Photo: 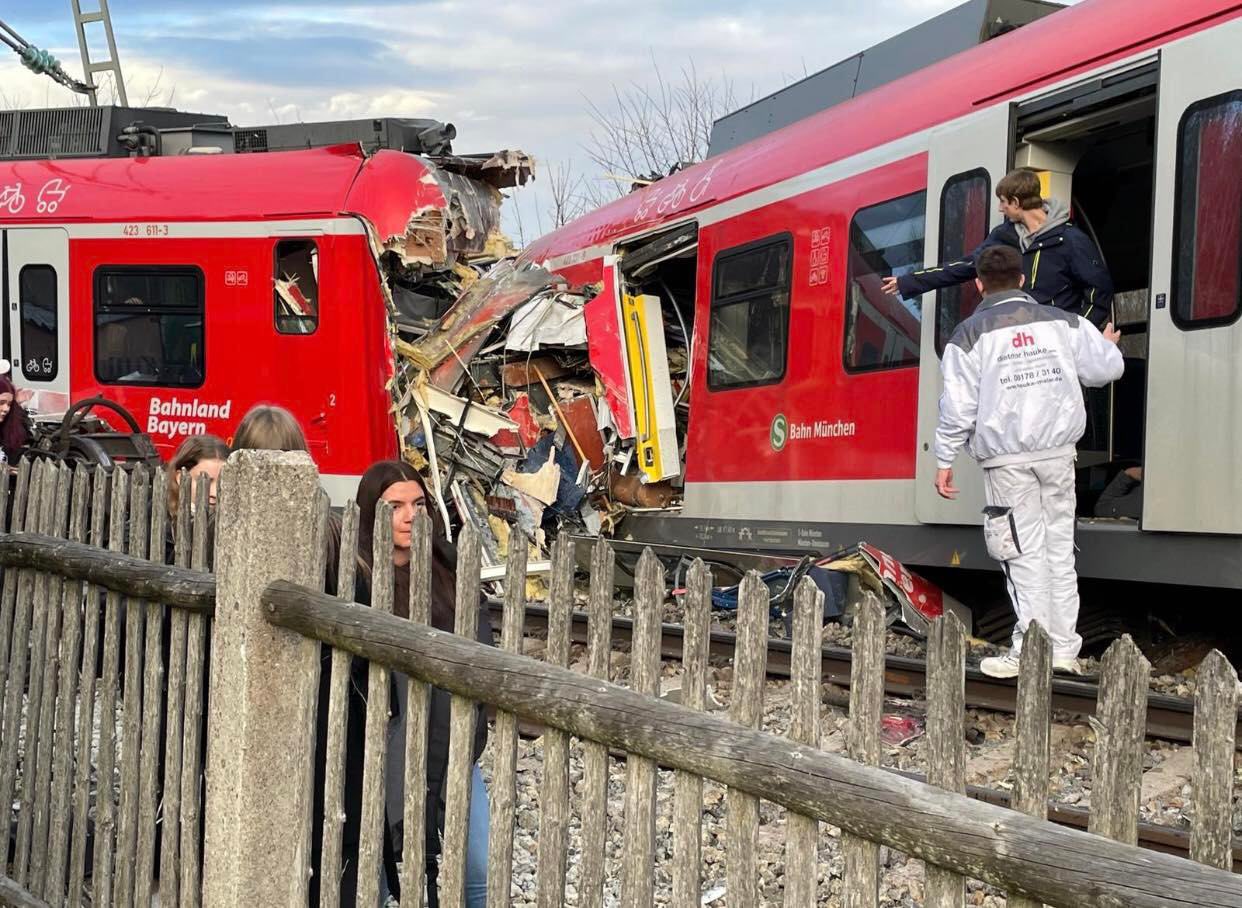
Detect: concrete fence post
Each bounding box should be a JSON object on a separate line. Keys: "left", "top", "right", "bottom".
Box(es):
{"left": 202, "top": 451, "right": 323, "bottom": 906}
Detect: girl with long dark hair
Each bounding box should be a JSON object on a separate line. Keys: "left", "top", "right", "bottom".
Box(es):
{"left": 0, "top": 374, "right": 31, "bottom": 463}
{"left": 312, "top": 461, "right": 491, "bottom": 907}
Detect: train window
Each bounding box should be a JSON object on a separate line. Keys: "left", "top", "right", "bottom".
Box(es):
{"left": 844, "top": 191, "right": 926, "bottom": 372}
{"left": 94, "top": 267, "right": 205, "bottom": 388}
{"left": 274, "top": 239, "right": 319, "bottom": 334}
{"left": 707, "top": 234, "right": 792, "bottom": 390}
{"left": 18, "top": 265, "right": 57, "bottom": 382}
{"left": 1172, "top": 91, "right": 1242, "bottom": 329}
{"left": 936, "top": 170, "right": 990, "bottom": 355}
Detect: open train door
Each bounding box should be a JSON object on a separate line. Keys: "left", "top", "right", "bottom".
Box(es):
{"left": 914, "top": 106, "right": 1010, "bottom": 525}
{"left": 1143, "top": 20, "right": 1242, "bottom": 534}
{"left": 4, "top": 228, "right": 70, "bottom": 415}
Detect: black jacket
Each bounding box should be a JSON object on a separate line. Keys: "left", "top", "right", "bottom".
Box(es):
{"left": 897, "top": 216, "right": 1113, "bottom": 329}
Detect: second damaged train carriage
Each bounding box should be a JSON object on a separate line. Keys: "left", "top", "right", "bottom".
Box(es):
{"left": 0, "top": 114, "right": 531, "bottom": 500}
{"left": 514, "top": 0, "right": 1242, "bottom": 591}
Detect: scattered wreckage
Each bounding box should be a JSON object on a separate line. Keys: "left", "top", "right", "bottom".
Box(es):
{"left": 385, "top": 218, "right": 962, "bottom": 633}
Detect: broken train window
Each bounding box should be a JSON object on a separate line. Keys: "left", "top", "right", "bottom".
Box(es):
{"left": 707, "top": 234, "right": 792, "bottom": 390}
{"left": 274, "top": 239, "right": 320, "bottom": 335}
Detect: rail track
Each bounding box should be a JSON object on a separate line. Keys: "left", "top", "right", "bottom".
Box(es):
{"left": 496, "top": 602, "right": 1238, "bottom": 748}
{"left": 492, "top": 601, "right": 1242, "bottom": 870}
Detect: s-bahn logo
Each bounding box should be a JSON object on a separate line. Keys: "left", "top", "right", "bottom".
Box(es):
{"left": 770, "top": 413, "right": 788, "bottom": 452}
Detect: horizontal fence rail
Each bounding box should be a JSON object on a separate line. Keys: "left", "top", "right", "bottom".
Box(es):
{"left": 261, "top": 577, "right": 1242, "bottom": 908}
{"left": 0, "top": 532, "right": 215, "bottom": 612}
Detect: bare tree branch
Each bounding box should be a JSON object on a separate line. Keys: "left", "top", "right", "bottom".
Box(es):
{"left": 581, "top": 55, "right": 751, "bottom": 207}
{"left": 545, "top": 159, "right": 589, "bottom": 229}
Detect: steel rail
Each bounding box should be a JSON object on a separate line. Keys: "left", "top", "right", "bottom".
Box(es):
{"left": 499, "top": 602, "right": 1233, "bottom": 748}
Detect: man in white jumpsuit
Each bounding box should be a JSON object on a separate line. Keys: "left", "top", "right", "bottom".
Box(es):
{"left": 934, "top": 245, "right": 1123, "bottom": 678}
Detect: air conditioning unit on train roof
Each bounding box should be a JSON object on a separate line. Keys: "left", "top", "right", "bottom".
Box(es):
{"left": 706, "top": 0, "right": 1065, "bottom": 157}
{"left": 0, "top": 106, "right": 230, "bottom": 160}
{"left": 231, "top": 118, "right": 457, "bottom": 157}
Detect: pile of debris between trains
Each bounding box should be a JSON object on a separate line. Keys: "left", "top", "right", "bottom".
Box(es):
{"left": 380, "top": 239, "right": 981, "bottom": 638}
{"left": 385, "top": 251, "right": 687, "bottom": 591}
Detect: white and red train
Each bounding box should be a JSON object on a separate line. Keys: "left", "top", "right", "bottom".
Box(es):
{"left": 518, "top": 0, "right": 1242, "bottom": 589}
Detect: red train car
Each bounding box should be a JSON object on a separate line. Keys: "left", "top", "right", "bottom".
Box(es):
{"left": 519, "top": 0, "right": 1242, "bottom": 590}
{"left": 0, "top": 141, "right": 512, "bottom": 501}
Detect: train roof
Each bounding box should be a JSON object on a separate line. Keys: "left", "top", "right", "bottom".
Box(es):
{"left": 520, "top": 0, "right": 1236, "bottom": 269}
{"left": 0, "top": 144, "right": 447, "bottom": 241}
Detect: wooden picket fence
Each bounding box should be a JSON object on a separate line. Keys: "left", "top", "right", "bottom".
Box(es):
{"left": 0, "top": 456, "right": 214, "bottom": 908}
{"left": 0, "top": 448, "right": 1240, "bottom": 907}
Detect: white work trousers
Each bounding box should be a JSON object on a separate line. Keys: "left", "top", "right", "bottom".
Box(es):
{"left": 982, "top": 453, "right": 1082, "bottom": 660}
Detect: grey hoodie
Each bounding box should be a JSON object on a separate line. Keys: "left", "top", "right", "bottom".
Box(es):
{"left": 1015, "top": 197, "right": 1071, "bottom": 252}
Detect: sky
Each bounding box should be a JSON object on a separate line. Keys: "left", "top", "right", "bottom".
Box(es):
{"left": 0, "top": 0, "right": 1076, "bottom": 242}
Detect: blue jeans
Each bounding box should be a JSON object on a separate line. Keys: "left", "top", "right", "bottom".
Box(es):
{"left": 465, "top": 764, "right": 490, "bottom": 908}
{"left": 378, "top": 765, "right": 490, "bottom": 907}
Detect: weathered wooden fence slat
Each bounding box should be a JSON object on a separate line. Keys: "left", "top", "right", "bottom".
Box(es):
{"left": 159, "top": 472, "right": 194, "bottom": 908}
{"left": 0, "top": 460, "right": 30, "bottom": 837}
{"left": 356, "top": 503, "right": 395, "bottom": 908}
{"left": 1191, "top": 649, "right": 1238, "bottom": 871}
{"left": 440, "top": 523, "right": 482, "bottom": 908}
{"left": 843, "top": 593, "right": 885, "bottom": 908}
{"left": 93, "top": 465, "right": 130, "bottom": 908}
{"left": 535, "top": 536, "right": 574, "bottom": 908}
{"left": 576, "top": 539, "right": 614, "bottom": 908}
{"left": 135, "top": 469, "right": 169, "bottom": 908}
{"left": 401, "top": 510, "right": 433, "bottom": 908}
{"left": 113, "top": 465, "right": 151, "bottom": 908}
{"left": 11, "top": 461, "right": 63, "bottom": 886}
{"left": 1088, "top": 635, "right": 1150, "bottom": 846}
{"left": 925, "top": 612, "right": 967, "bottom": 908}
{"left": 619, "top": 549, "right": 662, "bottom": 908}
{"left": 0, "top": 460, "right": 48, "bottom": 879}
{"left": 485, "top": 524, "right": 527, "bottom": 908}
{"left": 319, "top": 499, "right": 358, "bottom": 908}
{"left": 19, "top": 463, "right": 69, "bottom": 890}
{"left": 41, "top": 465, "right": 91, "bottom": 901}
{"left": 785, "top": 576, "right": 824, "bottom": 908}
{"left": 179, "top": 476, "right": 212, "bottom": 908}
{"left": 1009, "top": 622, "right": 1052, "bottom": 908}
{"left": 67, "top": 467, "right": 110, "bottom": 905}
{"left": 671, "top": 559, "right": 711, "bottom": 908}
{"left": 726, "top": 572, "right": 769, "bottom": 908}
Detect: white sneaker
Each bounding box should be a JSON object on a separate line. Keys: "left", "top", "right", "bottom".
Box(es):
{"left": 980, "top": 650, "right": 1022, "bottom": 679}
{"left": 1052, "top": 656, "right": 1083, "bottom": 675}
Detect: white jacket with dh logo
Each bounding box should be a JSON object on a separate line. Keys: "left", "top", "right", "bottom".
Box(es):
{"left": 935, "top": 289, "right": 1124, "bottom": 469}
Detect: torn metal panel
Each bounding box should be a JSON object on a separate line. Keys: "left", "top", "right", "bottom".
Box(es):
{"left": 415, "top": 381, "right": 518, "bottom": 437}
{"left": 583, "top": 258, "right": 636, "bottom": 439}
{"left": 505, "top": 292, "right": 588, "bottom": 352}
{"left": 382, "top": 203, "right": 450, "bottom": 268}
{"left": 430, "top": 167, "right": 503, "bottom": 257}
{"left": 360, "top": 156, "right": 520, "bottom": 269}
{"left": 429, "top": 149, "right": 535, "bottom": 189}
{"left": 400, "top": 260, "right": 557, "bottom": 373}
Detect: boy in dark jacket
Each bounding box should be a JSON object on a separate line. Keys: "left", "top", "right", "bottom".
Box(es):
{"left": 881, "top": 169, "right": 1113, "bottom": 328}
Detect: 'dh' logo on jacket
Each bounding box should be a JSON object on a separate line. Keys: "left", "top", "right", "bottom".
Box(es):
{"left": 934, "top": 289, "right": 1124, "bottom": 470}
